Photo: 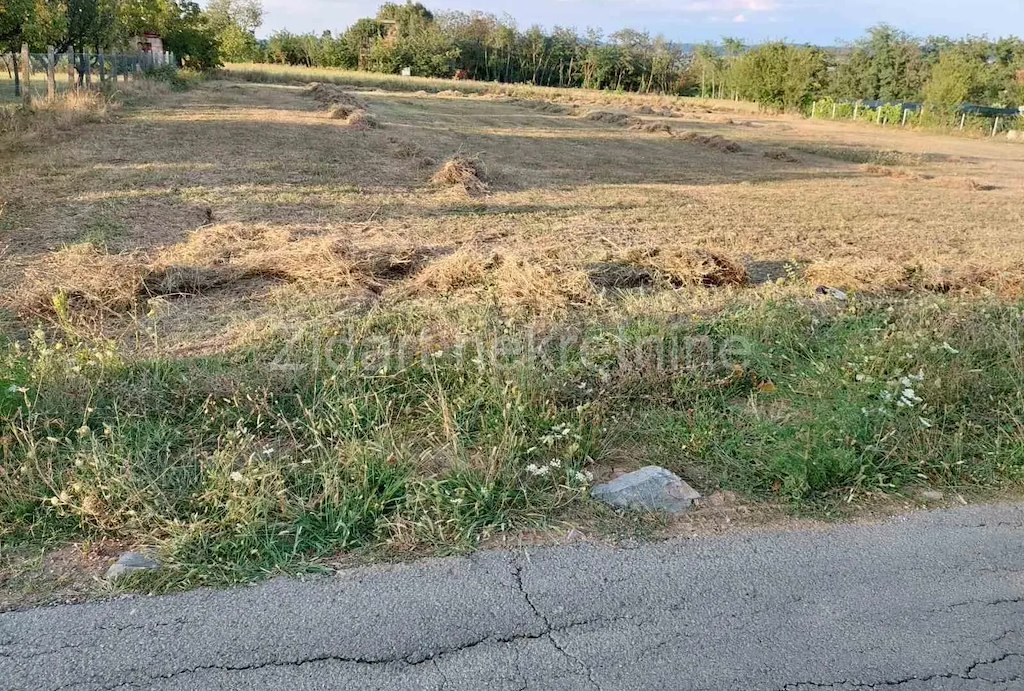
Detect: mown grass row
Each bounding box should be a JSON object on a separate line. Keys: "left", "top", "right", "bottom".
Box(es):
{"left": 217, "top": 62, "right": 758, "bottom": 112}
{"left": 1, "top": 295, "right": 1022, "bottom": 586}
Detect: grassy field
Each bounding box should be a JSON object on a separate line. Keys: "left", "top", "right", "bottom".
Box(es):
{"left": 1, "top": 70, "right": 1023, "bottom": 601}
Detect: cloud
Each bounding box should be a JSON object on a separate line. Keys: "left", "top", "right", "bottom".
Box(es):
{"left": 733, "top": 13, "right": 748, "bottom": 22}
{"left": 675, "top": 0, "right": 779, "bottom": 11}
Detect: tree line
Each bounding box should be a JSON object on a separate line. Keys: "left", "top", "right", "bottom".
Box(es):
{"left": 4, "top": 1, "right": 1022, "bottom": 112}
{"left": 0, "top": 0, "right": 262, "bottom": 73}
{"left": 259, "top": 2, "right": 1024, "bottom": 111}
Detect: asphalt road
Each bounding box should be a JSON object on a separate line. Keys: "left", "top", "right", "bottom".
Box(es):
{"left": 2, "top": 504, "right": 1023, "bottom": 690}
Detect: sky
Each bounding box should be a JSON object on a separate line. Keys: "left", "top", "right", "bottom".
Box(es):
{"left": 258, "top": 0, "right": 1024, "bottom": 44}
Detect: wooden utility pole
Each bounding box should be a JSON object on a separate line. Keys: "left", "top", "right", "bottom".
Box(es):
{"left": 66, "top": 49, "right": 75, "bottom": 88}
{"left": 46, "top": 46, "right": 56, "bottom": 97}
{"left": 21, "top": 43, "right": 31, "bottom": 107}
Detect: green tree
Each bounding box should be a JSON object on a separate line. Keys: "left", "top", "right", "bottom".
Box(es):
{"left": 734, "top": 42, "right": 828, "bottom": 111}
{"left": 205, "top": 0, "right": 262, "bottom": 62}
{"left": 923, "top": 49, "right": 982, "bottom": 105}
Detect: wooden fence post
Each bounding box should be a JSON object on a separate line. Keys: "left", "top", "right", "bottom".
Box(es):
{"left": 831, "top": 102, "right": 837, "bottom": 119}
{"left": 901, "top": 109, "right": 909, "bottom": 127}
{"left": 84, "top": 52, "right": 91, "bottom": 86}
{"left": 66, "top": 49, "right": 75, "bottom": 88}
{"left": 959, "top": 112, "right": 966, "bottom": 130}
{"left": 810, "top": 102, "right": 816, "bottom": 119}
{"left": 98, "top": 50, "right": 105, "bottom": 82}
{"left": 20, "top": 43, "right": 31, "bottom": 106}
{"left": 46, "top": 46, "right": 56, "bottom": 97}
{"left": 992, "top": 117, "right": 1001, "bottom": 137}
{"left": 876, "top": 108, "right": 882, "bottom": 125}
{"left": 854, "top": 103, "right": 860, "bottom": 119}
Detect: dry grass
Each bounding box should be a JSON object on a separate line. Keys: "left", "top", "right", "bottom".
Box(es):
{"left": 18, "top": 244, "right": 147, "bottom": 315}
{"left": 581, "top": 110, "right": 641, "bottom": 127}
{"left": 3, "top": 76, "right": 1024, "bottom": 347}
{"left": 611, "top": 247, "right": 750, "bottom": 287}
{"left": 1, "top": 90, "right": 111, "bottom": 147}
{"left": 431, "top": 155, "right": 489, "bottom": 194}
{"left": 677, "top": 131, "right": 743, "bottom": 153}
{"left": 630, "top": 121, "right": 674, "bottom": 135}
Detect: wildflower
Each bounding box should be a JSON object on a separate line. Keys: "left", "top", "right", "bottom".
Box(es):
{"left": 229, "top": 471, "right": 245, "bottom": 482}
{"left": 549, "top": 459, "right": 562, "bottom": 468}
{"left": 942, "top": 342, "right": 960, "bottom": 354}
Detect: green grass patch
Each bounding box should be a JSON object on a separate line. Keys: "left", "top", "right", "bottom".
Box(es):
{"left": 1, "top": 296, "right": 1022, "bottom": 588}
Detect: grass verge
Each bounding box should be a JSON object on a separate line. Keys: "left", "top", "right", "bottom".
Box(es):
{"left": 1, "top": 295, "right": 1022, "bottom": 589}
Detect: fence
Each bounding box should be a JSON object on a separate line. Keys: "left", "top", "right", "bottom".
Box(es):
{"left": 1, "top": 44, "right": 176, "bottom": 104}
{"left": 809, "top": 98, "right": 1023, "bottom": 138}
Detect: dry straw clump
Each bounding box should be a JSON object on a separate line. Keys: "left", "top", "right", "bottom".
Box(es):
{"left": 343, "top": 110, "right": 379, "bottom": 130}
{"left": 494, "top": 256, "right": 594, "bottom": 312}
{"left": 13, "top": 225, "right": 448, "bottom": 319}
{"left": 1, "top": 91, "right": 112, "bottom": 146}
{"left": 411, "top": 250, "right": 493, "bottom": 294}
{"left": 763, "top": 149, "right": 798, "bottom": 163}
{"left": 19, "top": 244, "right": 147, "bottom": 314}
{"left": 581, "top": 110, "right": 642, "bottom": 127}
{"left": 305, "top": 82, "right": 366, "bottom": 109}
{"left": 431, "top": 155, "right": 489, "bottom": 194}
{"left": 677, "top": 131, "right": 742, "bottom": 153}
{"left": 629, "top": 121, "right": 673, "bottom": 135}
{"left": 306, "top": 82, "right": 378, "bottom": 128}
{"left": 612, "top": 246, "right": 749, "bottom": 287}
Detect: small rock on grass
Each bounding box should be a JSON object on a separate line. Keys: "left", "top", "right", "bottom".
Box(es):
{"left": 919, "top": 490, "right": 945, "bottom": 502}
{"left": 106, "top": 552, "right": 161, "bottom": 581}
{"left": 815, "top": 286, "right": 848, "bottom": 301}
{"left": 591, "top": 466, "right": 701, "bottom": 514}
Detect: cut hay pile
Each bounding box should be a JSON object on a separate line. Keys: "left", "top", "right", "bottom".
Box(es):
{"left": 611, "top": 247, "right": 749, "bottom": 288}
{"left": 677, "top": 131, "right": 743, "bottom": 153}
{"left": 494, "top": 256, "right": 594, "bottom": 312}
{"left": 860, "top": 164, "right": 925, "bottom": 181}
{"left": 630, "top": 121, "right": 673, "bottom": 135}
{"left": 431, "top": 155, "right": 489, "bottom": 195}
{"left": 305, "top": 82, "right": 365, "bottom": 109}
{"left": 13, "top": 226, "right": 449, "bottom": 319}
{"left": 512, "top": 99, "right": 571, "bottom": 114}
{"left": 18, "top": 244, "right": 148, "bottom": 314}
{"left": 581, "top": 110, "right": 641, "bottom": 127}
{"left": 411, "top": 251, "right": 492, "bottom": 294}
{"left": 763, "top": 149, "right": 798, "bottom": 163}
{"left": 342, "top": 110, "right": 379, "bottom": 130}
{"left": 306, "top": 82, "right": 377, "bottom": 128}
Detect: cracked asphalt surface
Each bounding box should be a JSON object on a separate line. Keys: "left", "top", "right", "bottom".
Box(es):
{"left": 2, "top": 503, "right": 1023, "bottom": 690}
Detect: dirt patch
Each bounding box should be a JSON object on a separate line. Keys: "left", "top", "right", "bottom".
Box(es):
{"left": 0, "top": 541, "right": 122, "bottom": 612}
{"left": 587, "top": 261, "right": 654, "bottom": 289}
{"left": 747, "top": 260, "right": 801, "bottom": 285}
